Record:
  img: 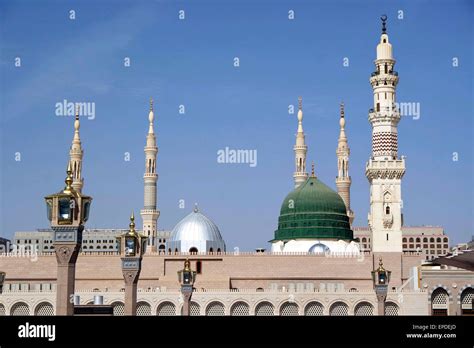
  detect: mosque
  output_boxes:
[0,17,472,317]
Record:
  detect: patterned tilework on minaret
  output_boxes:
[366,16,406,252]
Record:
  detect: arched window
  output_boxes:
[384,63,388,73]
[329,302,348,316]
[385,206,390,215]
[409,238,414,243]
[157,302,176,316]
[423,238,428,242]
[362,238,367,243]
[431,288,449,316]
[217,248,221,253]
[402,238,407,243]
[189,247,198,254]
[230,301,250,316]
[209,247,213,253]
[430,238,435,243]
[437,237,441,243]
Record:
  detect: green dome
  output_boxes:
[273,176,353,241]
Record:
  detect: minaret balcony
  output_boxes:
[365,158,406,180]
[368,107,401,123]
[372,70,398,77]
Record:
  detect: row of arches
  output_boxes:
[108,300,399,316]
[0,301,54,316]
[430,286,473,316]
[403,237,448,243]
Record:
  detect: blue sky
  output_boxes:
[0,0,472,250]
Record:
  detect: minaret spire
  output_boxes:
[381,14,387,34]
[141,98,160,251]
[293,96,308,188]
[367,16,405,252]
[336,102,354,225]
[69,104,84,193]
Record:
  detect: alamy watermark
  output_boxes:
[0,242,38,262]
[55,99,96,120]
[396,102,421,120]
[217,147,257,167]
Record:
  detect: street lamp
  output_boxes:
[117,213,147,315]
[0,271,5,294]
[178,259,196,316]
[44,162,92,315]
[371,257,391,315]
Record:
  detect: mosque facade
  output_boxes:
[0,17,473,317]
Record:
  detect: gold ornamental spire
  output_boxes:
[63,162,74,194]
[377,257,385,272]
[311,161,315,177]
[129,212,136,233]
[184,258,191,271]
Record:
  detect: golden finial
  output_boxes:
[129,212,136,233]
[381,14,387,34]
[298,96,302,111]
[150,97,153,111]
[377,257,385,272]
[75,104,79,121]
[311,161,315,177]
[184,258,191,271]
[63,161,74,193]
[340,101,345,118]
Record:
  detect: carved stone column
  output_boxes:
[122,258,141,316]
[53,226,83,315]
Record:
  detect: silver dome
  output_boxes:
[309,243,330,254]
[168,205,226,253]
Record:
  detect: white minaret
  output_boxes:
[366,16,405,252]
[293,96,308,188]
[140,98,160,251]
[336,102,354,225]
[69,106,84,193]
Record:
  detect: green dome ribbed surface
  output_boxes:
[273,176,353,241]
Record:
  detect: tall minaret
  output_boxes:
[336,102,354,225]
[69,106,84,193]
[366,16,405,252]
[140,98,160,251]
[293,96,308,188]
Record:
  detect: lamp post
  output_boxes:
[0,271,5,294]
[178,259,196,316]
[371,257,391,315]
[117,213,147,315]
[45,162,92,315]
